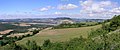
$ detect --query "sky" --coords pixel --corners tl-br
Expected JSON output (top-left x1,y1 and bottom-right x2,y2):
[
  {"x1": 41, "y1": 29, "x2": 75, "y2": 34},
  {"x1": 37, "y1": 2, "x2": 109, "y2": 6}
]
[{"x1": 0, "y1": 0, "x2": 120, "y2": 19}]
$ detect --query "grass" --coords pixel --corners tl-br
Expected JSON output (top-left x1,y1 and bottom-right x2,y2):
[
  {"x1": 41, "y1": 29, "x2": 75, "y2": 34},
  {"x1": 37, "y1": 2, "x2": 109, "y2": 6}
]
[{"x1": 16, "y1": 25, "x2": 102, "y2": 46}]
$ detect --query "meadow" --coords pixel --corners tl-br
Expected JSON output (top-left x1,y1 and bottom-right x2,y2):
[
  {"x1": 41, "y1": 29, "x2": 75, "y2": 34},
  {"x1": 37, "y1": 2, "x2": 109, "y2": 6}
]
[{"x1": 16, "y1": 25, "x2": 102, "y2": 46}]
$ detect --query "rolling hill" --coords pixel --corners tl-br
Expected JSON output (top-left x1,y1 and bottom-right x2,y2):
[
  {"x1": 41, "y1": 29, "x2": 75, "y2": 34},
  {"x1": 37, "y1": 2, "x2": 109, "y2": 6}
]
[{"x1": 16, "y1": 25, "x2": 102, "y2": 46}]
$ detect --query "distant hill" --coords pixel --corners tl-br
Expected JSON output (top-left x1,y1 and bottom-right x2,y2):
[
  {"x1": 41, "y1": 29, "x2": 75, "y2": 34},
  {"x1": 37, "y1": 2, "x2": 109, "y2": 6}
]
[{"x1": 54, "y1": 17, "x2": 72, "y2": 20}]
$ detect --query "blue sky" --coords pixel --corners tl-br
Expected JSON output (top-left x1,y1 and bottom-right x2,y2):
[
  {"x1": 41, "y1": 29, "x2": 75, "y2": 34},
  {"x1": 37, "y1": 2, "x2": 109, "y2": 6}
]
[{"x1": 0, "y1": 0, "x2": 120, "y2": 19}]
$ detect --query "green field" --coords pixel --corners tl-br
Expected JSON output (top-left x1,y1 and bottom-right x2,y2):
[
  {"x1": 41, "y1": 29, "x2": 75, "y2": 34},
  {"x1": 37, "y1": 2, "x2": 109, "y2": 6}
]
[{"x1": 16, "y1": 25, "x2": 102, "y2": 46}]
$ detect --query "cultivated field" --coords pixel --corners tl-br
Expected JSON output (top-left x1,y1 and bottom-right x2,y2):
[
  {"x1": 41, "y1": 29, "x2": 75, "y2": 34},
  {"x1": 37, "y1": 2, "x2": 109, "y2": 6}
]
[
  {"x1": 16, "y1": 25, "x2": 102, "y2": 46},
  {"x1": 12, "y1": 23, "x2": 31, "y2": 27},
  {"x1": 0, "y1": 30, "x2": 13, "y2": 35}
]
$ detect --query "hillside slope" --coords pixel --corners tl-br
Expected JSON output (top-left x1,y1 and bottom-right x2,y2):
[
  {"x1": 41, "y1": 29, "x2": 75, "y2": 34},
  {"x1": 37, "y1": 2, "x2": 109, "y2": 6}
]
[{"x1": 16, "y1": 25, "x2": 101, "y2": 45}]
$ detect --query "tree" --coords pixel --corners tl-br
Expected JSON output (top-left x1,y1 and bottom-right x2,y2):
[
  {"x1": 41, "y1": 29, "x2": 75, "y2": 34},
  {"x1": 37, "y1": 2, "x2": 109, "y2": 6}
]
[
  {"x1": 109, "y1": 15, "x2": 120, "y2": 31},
  {"x1": 26, "y1": 40, "x2": 42, "y2": 50},
  {"x1": 3, "y1": 42, "x2": 22, "y2": 50},
  {"x1": 0, "y1": 41, "x2": 4, "y2": 46},
  {"x1": 32, "y1": 30, "x2": 39, "y2": 35},
  {"x1": 43, "y1": 39, "x2": 51, "y2": 47}
]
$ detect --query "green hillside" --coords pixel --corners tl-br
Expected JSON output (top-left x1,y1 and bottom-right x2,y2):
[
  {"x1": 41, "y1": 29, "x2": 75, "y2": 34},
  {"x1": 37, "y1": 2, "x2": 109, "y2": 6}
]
[{"x1": 16, "y1": 25, "x2": 101, "y2": 45}]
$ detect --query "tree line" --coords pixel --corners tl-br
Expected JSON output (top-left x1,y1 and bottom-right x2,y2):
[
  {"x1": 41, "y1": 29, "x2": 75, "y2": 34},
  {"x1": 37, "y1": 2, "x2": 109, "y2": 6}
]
[{"x1": 53, "y1": 22, "x2": 102, "y2": 29}]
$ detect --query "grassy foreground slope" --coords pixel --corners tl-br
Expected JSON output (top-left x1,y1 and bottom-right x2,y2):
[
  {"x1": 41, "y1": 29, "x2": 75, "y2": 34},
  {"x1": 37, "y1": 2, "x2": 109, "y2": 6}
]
[{"x1": 16, "y1": 25, "x2": 101, "y2": 45}]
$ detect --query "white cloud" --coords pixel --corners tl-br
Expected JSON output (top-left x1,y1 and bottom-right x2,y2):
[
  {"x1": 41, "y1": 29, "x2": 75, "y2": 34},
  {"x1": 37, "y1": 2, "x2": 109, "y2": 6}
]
[
  {"x1": 40, "y1": 8, "x2": 48, "y2": 11},
  {"x1": 80, "y1": 0, "x2": 114, "y2": 13},
  {"x1": 110, "y1": 7, "x2": 120, "y2": 14},
  {"x1": 54, "y1": 12, "x2": 62, "y2": 15},
  {"x1": 58, "y1": 4, "x2": 78, "y2": 10},
  {"x1": 79, "y1": 0, "x2": 119, "y2": 19},
  {"x1": 100, "y1": 1, "x2": 112, "y2": 7},
  {"x1": 36, "y1": 6, "x2": 54, "y2": 12},
  {"x1": 32, "y1": 0, "x2": 120, "y2": 19}
]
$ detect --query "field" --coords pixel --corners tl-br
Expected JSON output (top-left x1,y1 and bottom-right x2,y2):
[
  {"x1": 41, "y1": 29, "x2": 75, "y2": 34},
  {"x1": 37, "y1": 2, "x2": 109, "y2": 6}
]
[
  {"x1": 0, "y1": 23, "x2": 52, "y2": 33},
  {"x1": 0, "y1": 30, "x2": 13, "y2": 35},
  {"x1": 12, "y1": 23, "x2": 31, "y2": 26},
  {"x1": 16, "y1": 25, "x2": 102, "y2": 46}
]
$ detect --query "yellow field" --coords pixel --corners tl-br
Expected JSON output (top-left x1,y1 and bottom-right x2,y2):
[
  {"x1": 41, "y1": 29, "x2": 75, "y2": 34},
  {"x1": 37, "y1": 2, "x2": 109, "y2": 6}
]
[{"x1": 16, "y1": 25, "x2": 101, "y2": 46}]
